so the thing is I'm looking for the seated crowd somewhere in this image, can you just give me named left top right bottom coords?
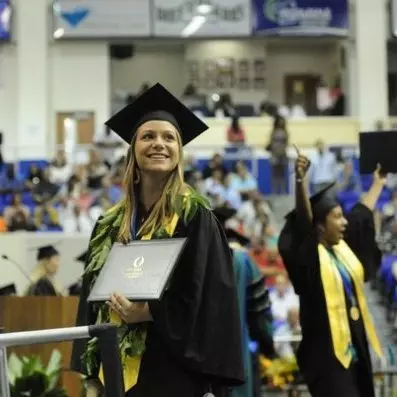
left=0, top=146, right=302, bottom=361
left=4, top=140, right=397, bottom=370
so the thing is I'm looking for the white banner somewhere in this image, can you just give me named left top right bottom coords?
left=152, top=0, right=251, bottom=37
left=52, top=0, right=151, bottom=39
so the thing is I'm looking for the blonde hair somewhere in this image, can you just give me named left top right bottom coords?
left=118, top=130, right=185, bottom=242
left=26, top=260, right=64, bottom=296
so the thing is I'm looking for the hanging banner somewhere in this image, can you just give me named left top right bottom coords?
left=152, top=0, right=251, bottom=37
left=0, top=0, right=11, bottom=41
left=252, top=0, right=349, bottom=36
left=52, top=0, right=151, bottom=39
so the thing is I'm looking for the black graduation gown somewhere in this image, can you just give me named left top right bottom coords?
left=26, top=277, right=58, bottom=296
left=68, top=280, right=82, bottom=296
left=278, top=203, right=382, bottom=397
left=71, top=206, right=245, bottom=397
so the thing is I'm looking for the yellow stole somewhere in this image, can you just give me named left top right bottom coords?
left=318, top=240, right=383, bottom=368
left=98, top=212, right=180, bottom=392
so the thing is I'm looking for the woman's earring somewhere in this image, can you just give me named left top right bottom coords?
left=134, top=169, right=140, bottom=184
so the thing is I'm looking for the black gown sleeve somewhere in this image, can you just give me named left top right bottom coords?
left=246, top=274, right=277, bottom=358
left=344, top=203, right=382, bottom=281
left=70, top=218, right=102, bottom=377
left=278, top=213, right=320, bottom=295
left=26, top=278, right=57, bottom=296
left=148, top=206, right=245, bottom=387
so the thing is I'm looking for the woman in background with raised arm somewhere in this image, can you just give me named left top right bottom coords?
left=278, top=146, right=386, bottom=397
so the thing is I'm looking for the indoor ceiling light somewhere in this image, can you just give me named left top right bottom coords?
left=53, top=28, right=65, bottom=39
left=196, top=4, right=212, bottom=15
left=181, top=15, right=206, bottom=37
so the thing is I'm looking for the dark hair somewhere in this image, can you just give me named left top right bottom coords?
left=183, top=84, right=196, bottom=96
left=6, top=164, right=15, bottom=179
left=230, top=115, right=240, bottom=131
left=273, top=115, right=286, bottom=130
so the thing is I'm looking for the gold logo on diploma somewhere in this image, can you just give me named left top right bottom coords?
left=124, top=256, right=144, bottom=279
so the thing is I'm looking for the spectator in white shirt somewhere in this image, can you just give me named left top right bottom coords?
left=269, top=274, right=299, bottom=322
left=309, top=140, right=337, bottom=193
left=48, top=150, right=72, bottom=186
left=274, top=307, right=301, bottom=359
left=237, top=191, right=275, bottom=235
left=222, top=173, right=242, bottom=210
left=203, top=168, right=226, bottom=205
left=62, top=204, right=93, bottom=233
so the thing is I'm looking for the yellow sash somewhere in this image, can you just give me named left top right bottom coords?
left=318, top=240, right=383, bottom=368
left=98, top=212, right=180, bottom=392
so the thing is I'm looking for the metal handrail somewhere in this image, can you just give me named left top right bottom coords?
left=0, top=326, right=91, bottom=348
left=0, top=324, right=124, bottom=397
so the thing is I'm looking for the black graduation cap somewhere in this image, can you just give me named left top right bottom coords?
left=0, top=283, right=16, bottom=296
left=225, top=228, right=250, bottom=247
left=105, top=83, right=209, bottom=146
left=285, top=183, right=339, bottom=224
left=212, top=206, right=237, bottom=226
left=75, top=250, right=88, bottom=264
left=37, top=245, right=59, bottom=261
left=360, top=131, right=397, bottom=174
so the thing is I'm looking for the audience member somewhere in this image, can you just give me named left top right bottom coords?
left=48, top=150, right=72, bottom=186
left=274, top=307, right=301, bottom=359
left=336, top=158, right=361, bottom=193
left=202, top=153, right=227, bottom=179
left=100, top=175, right=123, bottom=204
left=33, top=201, right=61, bottom=231
left=222, top=173, right=242, bottom=209
left=267, top=115, right=289, bottom=194
left=237, top=191, right=274, bottom=235
left=3, top=193, right=30, bottom=227
left=309, top=139, right=337, bottom=193
left=25, top=163, right=44, bottom=190
left=203, top=168, right=226, bottom=205
left=0, top=163, right=25, bottom=193
left=32, top=167, right=60, bottom=204
left=233, top=160, right=258, bottom=198
left=269, top=274, right=299, bottom=324
left=227, top=115, right=246, bottom=144
left=249, top=240, right=285, bottom=287
left=86, top=149, right=108, bottom=190
left=183, top=155, right=198, bottom=185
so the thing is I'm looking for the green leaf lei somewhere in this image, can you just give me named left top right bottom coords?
left=81, top=187, right=210, bottom=376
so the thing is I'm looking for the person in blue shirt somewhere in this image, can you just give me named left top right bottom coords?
left=232, top=160, right=258, bottom=200
left=336, top=159, right=361, bottom=194
left=214, top=207, right=276, bottom=397
left=0, top=163, right=24, bottom=193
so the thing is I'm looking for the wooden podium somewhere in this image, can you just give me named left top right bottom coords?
left=0, top=296, right=82, bottom=397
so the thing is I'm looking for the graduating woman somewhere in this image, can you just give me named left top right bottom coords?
left=278, top=147, right=385, bottom=397
left=25, top=245, right=63, bottom=296
left=71, top=83, right=244, bottom=397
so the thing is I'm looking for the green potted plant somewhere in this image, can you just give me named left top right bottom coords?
left=7, top=349, right=67, bottom=397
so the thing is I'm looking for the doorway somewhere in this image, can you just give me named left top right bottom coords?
left=56, top=112, right=95, bottom=145
left=284, top=74, right=321, bottom=115
left=55, top=112, right=95, bottom=164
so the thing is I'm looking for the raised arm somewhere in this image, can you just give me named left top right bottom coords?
left=344, top=164, right=386, bottom=281
left=360, top=164, right=387, bottom=211
left=294, top=145, right=313, bottom=231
